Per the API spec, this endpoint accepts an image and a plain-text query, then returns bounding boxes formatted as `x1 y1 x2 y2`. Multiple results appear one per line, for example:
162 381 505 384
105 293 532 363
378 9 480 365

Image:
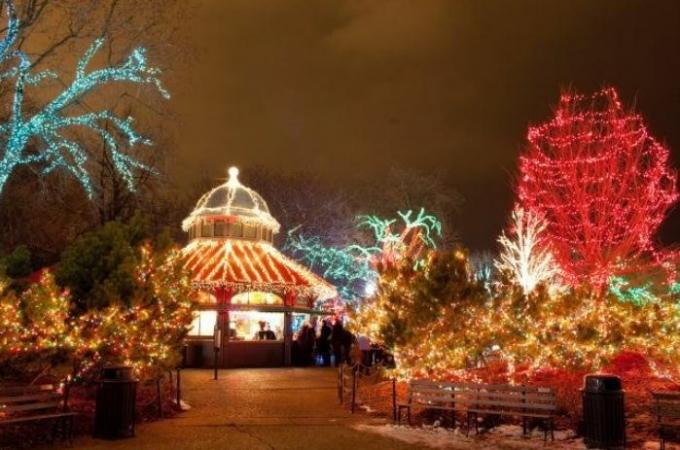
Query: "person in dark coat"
342 328 354 365
303 324 316 366
331 319 346 367
317 320 332 366
296 323 315 366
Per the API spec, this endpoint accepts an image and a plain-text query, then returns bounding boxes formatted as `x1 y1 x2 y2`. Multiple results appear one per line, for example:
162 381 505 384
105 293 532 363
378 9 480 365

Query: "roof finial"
227 166 240 186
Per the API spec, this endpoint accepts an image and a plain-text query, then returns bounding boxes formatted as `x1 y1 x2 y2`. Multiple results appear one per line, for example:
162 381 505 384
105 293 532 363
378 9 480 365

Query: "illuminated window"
188 310 217 336
196 291 217 304
231 291 283 306
214 221 225 237
228 311 284 341
228 222 242 237
243 224 257 239
201 221 212 237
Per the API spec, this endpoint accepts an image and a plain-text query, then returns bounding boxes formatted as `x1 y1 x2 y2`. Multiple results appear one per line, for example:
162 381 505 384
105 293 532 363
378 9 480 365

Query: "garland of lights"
284 229 375 300
285 208 442 300
0 244 194 380
608 275 680 306
0 0 169 197
352 249 680 381
518 87 678 288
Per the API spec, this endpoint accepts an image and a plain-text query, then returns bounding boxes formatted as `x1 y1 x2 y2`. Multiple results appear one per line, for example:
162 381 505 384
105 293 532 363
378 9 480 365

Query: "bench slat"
0 411 75 425
411 391 555 403
469 408 553 418
456 393 556 402
0 384 55 395
652 392 680 419
0 393 61 404
1 401 61 413
403 380 557 418
410 384 554 395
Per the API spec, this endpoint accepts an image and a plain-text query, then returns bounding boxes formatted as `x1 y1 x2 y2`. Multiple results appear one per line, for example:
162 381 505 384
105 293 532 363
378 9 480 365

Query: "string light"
0 245 194 380
181 167 336 303
518 87 678 288
182 166 280 233
0 0 169 197
285 208 442 300
495 208 561 295
352 249 680 381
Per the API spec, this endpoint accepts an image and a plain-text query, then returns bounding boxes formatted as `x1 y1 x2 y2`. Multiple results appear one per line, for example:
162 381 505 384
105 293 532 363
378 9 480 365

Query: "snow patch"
353 423 586 449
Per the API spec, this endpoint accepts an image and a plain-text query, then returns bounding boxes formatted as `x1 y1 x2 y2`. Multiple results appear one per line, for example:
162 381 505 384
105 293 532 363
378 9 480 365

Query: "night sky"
171 0 680 251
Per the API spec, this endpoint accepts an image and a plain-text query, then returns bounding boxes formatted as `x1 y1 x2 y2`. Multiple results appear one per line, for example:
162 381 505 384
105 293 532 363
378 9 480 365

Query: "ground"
61 368 421 450
47 368 665 450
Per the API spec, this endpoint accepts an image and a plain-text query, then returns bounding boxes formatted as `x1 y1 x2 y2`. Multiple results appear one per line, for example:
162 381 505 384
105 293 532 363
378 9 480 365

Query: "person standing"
331 319 346 367
318 320 332 366
303 323 316 366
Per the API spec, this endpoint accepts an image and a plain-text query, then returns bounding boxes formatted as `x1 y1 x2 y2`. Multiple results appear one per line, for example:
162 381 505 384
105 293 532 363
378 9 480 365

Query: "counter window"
228 311 284 341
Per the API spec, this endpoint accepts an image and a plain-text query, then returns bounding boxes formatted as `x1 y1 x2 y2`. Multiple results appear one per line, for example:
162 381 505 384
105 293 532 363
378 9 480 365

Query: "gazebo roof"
183 237 337 300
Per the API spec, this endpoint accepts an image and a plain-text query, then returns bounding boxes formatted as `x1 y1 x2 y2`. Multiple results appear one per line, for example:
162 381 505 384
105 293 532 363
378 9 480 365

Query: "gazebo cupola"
182 166 280 244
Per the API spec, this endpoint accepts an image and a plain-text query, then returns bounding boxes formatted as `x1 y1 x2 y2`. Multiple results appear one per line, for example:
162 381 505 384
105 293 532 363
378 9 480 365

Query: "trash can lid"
100 365 134 381
584 374 622 392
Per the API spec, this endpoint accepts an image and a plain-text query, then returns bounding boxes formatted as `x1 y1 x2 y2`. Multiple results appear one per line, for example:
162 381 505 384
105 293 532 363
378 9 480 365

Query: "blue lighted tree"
285 208 442 301
0 0 169 197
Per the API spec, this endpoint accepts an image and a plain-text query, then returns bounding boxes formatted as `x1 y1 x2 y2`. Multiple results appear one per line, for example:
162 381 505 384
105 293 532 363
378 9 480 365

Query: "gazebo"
182 167 336 367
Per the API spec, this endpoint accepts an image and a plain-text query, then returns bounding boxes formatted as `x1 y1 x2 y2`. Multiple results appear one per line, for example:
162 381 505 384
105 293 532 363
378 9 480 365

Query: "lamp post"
213 326 222 380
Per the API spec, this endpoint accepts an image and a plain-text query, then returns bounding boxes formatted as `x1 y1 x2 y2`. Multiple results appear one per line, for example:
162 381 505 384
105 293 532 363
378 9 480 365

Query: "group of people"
293 318 357 367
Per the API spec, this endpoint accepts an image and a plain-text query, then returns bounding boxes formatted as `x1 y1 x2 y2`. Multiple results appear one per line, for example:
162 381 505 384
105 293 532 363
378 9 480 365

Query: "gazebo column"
283 310 292 366
217 287 233 367
283 290 295 366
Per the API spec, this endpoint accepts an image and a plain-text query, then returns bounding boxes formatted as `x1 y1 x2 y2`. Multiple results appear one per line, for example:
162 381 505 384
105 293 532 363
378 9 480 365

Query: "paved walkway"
67 368 422 450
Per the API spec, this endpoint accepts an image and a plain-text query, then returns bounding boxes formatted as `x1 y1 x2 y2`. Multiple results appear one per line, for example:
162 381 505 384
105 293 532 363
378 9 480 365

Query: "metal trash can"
94 366 138 439
582 374 625 449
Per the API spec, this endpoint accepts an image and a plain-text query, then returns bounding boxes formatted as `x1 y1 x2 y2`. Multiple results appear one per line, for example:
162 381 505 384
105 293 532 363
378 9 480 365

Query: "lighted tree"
285 208 442 300
495 208 560 295
349 209 442 270
518 87 678 288
0 271 72 374
284 229 375 300
73 244 194 379
0 0 169 196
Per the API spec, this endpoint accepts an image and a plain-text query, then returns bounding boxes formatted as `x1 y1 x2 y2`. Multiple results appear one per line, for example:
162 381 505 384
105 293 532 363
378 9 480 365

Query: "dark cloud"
172 0 680 250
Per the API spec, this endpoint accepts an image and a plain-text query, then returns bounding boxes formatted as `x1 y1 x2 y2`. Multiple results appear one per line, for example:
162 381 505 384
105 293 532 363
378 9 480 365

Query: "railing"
337 362 395 416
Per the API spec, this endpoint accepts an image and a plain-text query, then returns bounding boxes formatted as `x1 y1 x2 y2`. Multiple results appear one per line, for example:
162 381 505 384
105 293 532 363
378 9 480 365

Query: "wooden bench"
463 383 557 442
0 383 76 445
652 391 680 450
396 380 557 442
396 379 469 425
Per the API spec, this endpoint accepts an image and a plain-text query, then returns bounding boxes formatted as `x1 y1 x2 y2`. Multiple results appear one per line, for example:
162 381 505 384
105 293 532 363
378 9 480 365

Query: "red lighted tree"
518 87 678 288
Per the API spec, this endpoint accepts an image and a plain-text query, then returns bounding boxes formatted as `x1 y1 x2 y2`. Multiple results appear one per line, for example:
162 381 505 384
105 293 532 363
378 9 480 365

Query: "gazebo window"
188 310 217 336
228 222 242 237
231 291 283 306
214 221 225 237
243 224 257 239
196 291 217 304
201 221 212 237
